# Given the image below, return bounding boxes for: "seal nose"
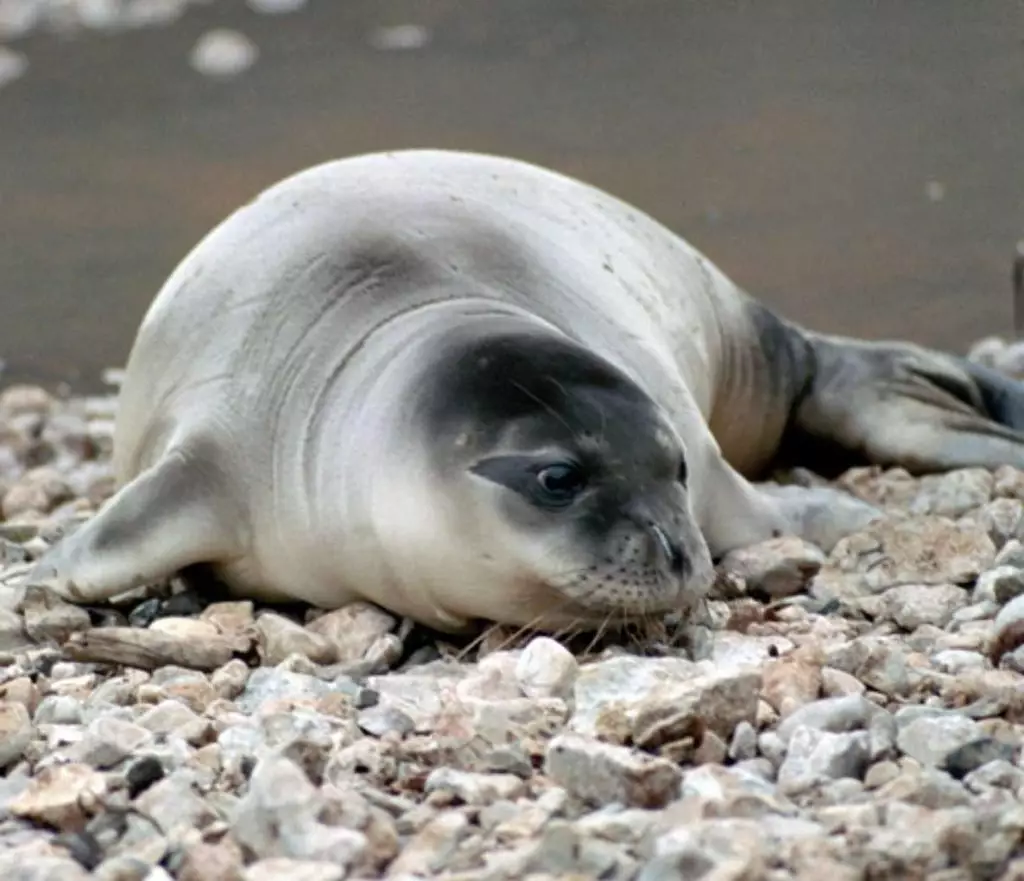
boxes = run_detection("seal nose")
[649,523,686,575]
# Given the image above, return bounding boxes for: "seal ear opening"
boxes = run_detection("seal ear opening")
[22,447,242,605]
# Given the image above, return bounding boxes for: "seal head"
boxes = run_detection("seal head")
[417,323,715,629]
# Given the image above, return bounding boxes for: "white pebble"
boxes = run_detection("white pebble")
[514,636,578,700]
[190,29,258,78]
[0,46,27,90]
[367,24,431,51]
[246,0,307,14]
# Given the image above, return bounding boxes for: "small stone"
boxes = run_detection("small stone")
[719,536,825,598]
[0,700,32,768]
[8,763,105,830]
[760,645,823,717]
[92,855,156,881]
[210,659,250,699]
[864,760,900,789]
[996,538,1024,568]
[975,566,1024,605]
[246,0,308,14]
[231,754,366,867]
[942,737,1017,779]
[256,612,336,666]
[367,24,431,51]
[3,467,73,518]
[424,769,526,804]
[20,585,92,643]
[356,704,414,738]
[641,819,766,881]
[0,853,92,881]
[991,593,1024,661]
[830,516,995,589]
[125,755,165,798]
[908,468,994,517]
[189,29,258,77]
[0,676,39,713]
[305,602,395,663]
[931,649,988,674]
[35,694,83,725]
[514,636,578,699]
[544,732,681,809]
[896,712,982,768]
[0,608,31,652]
[385,811,467,876]
[243,859,343,881]
[881,582,968,629]
[74,716,152,769]
[693,728,729,765]
[820,666,866,697]
[776,726,871,795]
[994,466,1024,501]
[236,668,364,715]
[970,498,1024,548]
[622,668,761,749]
[728,721,758,762]
[176,838,246,881]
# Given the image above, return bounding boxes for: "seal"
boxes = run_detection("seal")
[24,149,1024,632]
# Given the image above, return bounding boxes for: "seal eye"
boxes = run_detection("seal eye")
[535,463,586,505]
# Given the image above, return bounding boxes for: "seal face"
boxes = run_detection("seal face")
[419,327,713,627]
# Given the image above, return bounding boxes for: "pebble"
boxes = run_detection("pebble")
[0,699,32,767]
[544,732,682,809]
[514,636,578,699]
[255,611,336,666]
[718,536,825,598]
[8,762,105,830]
[231,754,366,867]
[305,602,395,663]
[189,29,258,78]
[895,712,984,768]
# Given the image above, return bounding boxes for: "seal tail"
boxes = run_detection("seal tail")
[23,445,242,605]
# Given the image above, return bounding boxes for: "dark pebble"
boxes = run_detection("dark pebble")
[54,830,104,870]
[943,737,1017,779]
[127,599,162,629]
[125,755,165,798]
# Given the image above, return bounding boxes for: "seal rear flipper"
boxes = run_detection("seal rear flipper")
[23,448,243,605]
[788,335,1024,475]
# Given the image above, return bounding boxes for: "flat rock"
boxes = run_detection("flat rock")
[829,516,995,591]
[896,712,984,768]
[305,602,395,663]
[514,636,578,699]
[880,582,969,629]
[0,700,32,769]
[8,763,105,831]
[544,732,681,809]
[777,726,871,795]
[718,536,825,598]
[231,753,366,867]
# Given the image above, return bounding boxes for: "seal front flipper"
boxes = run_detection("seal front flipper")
[785,334,1024,475]
[23,445,244,604]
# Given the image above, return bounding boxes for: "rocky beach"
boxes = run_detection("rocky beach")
[3,2,1024,879]
[0,336,1024,881]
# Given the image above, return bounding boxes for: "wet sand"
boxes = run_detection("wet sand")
[0,0,1020,392]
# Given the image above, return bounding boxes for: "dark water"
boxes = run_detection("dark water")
[0,0,1021,392]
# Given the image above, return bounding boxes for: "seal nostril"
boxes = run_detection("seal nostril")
[650,523,685,575]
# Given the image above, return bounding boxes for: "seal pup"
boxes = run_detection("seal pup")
[24,149,1024,632]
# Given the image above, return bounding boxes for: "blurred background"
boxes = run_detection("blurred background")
[0,0,1020,393]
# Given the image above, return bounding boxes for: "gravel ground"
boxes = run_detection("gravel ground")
[2,337,1024,880]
